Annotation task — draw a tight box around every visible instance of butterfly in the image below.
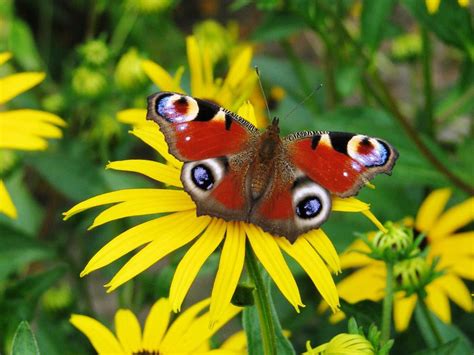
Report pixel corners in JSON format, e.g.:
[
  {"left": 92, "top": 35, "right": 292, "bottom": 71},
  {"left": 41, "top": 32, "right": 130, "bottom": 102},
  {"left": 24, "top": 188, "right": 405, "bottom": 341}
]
[{"left": 146, "top": 92, "right": 398, "bottom": 242}]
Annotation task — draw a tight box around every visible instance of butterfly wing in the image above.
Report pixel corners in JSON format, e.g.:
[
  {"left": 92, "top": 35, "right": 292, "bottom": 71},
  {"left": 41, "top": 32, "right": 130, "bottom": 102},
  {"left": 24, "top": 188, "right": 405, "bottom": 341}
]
[
  {"left": 147, "top": 92, "right": 259, "bottom": 161},
  {"left": 285, "top": 131, "right": 398, "bottom": 197},
  {"left": 146, "top": 92, "right": 258, "bottom": 221}
]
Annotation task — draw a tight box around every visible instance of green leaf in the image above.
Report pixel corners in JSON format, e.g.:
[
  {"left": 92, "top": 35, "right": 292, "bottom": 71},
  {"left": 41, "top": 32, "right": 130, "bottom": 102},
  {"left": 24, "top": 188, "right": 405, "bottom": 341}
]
[
  {"left": 25, "top": 143, "right": 106, "bottom": 202},
  {"left": 0, "top": 227, "right": 53, "bottom": 281},
  {"left": 8, "top": 19, "right": 42, "bottom": 71},
  {"left": 243, "top": 305, "right": 264, "bottom": 355},
  {"left": 339, "top": 300, "right": 382, "bottom": 330},
  {"left": 402, "top": 0, "right": 474, "bottom": 57},
  {"left": 413, "top": 338, "right": 460, "bottom": 355},
  {"left": 11, "top": 321, "right": 40, "bottom": 355},
  {"left": 361, "top": 0, "right": 396, "bottom": 53},
  {"left": 251, "top": 13, "right": 307, "bottom": 42},
  {"left": 414, "top": 304, "right": 472, "bottom": 354}
]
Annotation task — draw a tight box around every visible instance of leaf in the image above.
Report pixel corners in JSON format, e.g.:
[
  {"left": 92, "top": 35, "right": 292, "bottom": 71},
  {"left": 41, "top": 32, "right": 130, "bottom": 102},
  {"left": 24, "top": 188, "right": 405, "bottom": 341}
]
[
  {"left": 413, "top": 338, "right": 460, "bottom": 355},
  {"left": 8, "top": 19, "right": 42, "bottom": 71},
  {"left": 251, "top": 13, "right": 307, "bottom": 42},
  {"left": 11, "top": 321, "right": 40, "bottom": 355},
  {"left": 0, "top": 226, "right": 53, "bottom": 281},
  {"left": 25, "top": 143, "right": 106, "bottom": 202},
  {"left": 339, "top": 300, "right": 382, "bottom": 329},
  {"left": 414, "top": 304, "right": 472, "bottom": 354},
  {"left": 361, "top": 0, "right": 397, "bottom": 53},
  {"left": 402, "top": 0, "right": 474, "bottom": 56}
]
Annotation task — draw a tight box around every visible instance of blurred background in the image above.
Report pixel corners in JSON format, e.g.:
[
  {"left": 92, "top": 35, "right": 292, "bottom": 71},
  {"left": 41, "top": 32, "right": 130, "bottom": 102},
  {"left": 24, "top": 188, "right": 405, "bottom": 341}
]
[{"left": 0, "top": 0, "right": 472, "bottom": 353}]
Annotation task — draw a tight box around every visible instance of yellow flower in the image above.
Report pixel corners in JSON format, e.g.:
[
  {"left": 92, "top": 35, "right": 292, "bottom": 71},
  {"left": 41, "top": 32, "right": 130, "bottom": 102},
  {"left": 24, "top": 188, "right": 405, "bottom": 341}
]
[
  {"left": 0, "top": 52, "right": 66, "bottom": 218},
  {"left": 64, "top": 92, "right": 386, "bottom": 326},
  {"left": 304, "top": 334, "right": 374, "bottom": 355},
  {"left": 331, "top": 188, "right": 473, "bottom": 331},
  {"left": 425, "top": 0, "right": 469, "bottom": 13},
  {"left": 70, "top": 297, "right": 245, "bottom": 354}
]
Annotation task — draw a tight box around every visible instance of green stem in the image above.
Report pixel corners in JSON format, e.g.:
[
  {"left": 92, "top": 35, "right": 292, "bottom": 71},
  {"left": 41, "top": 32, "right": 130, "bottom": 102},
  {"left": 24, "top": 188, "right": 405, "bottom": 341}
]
[
  {"left": 381, "top": 261, "right": 394, "bottom": 343},
  {"left": 109, "top": 6, "right": 138, "bottom": 55},
  {"left": 421, "top": 26, "right": 434, "bottom": 137},
  {"left": 418, "top": 294, "right": 443, "bottom": 346},
  {"left": 246, "top": 248, "right": 277, "bottom": 355}
]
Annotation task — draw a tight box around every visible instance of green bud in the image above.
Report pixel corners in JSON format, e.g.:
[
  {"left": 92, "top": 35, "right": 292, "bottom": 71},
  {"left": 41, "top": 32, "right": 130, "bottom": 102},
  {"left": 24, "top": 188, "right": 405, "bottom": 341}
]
[
  {"left": 114, "top": 48, "right": 147, "bottom": 91},
  {"left": 79, "top": 39, "right": 109, "bottom": 66},
  {"left": 72, "top": 66, "right": 107, "bottom": 98},
  {"left": 394, "top": 256, "right": 441, "bottom": 295},
  {"left": 126, "top": 0, "right": 173, "bottom": 13},
  {"left": 41, "top": 93, "right": 65, "bottom": 113}
]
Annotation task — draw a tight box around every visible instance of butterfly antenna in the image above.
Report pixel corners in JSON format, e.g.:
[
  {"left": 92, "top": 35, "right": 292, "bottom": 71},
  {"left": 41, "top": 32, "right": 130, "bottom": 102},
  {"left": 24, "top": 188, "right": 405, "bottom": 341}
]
[
  {"left": 283, "top": 84, "right": 323, "bottom": 120},
  {"left": 254, "top": 66, "right": 272, "bottom": 120}
]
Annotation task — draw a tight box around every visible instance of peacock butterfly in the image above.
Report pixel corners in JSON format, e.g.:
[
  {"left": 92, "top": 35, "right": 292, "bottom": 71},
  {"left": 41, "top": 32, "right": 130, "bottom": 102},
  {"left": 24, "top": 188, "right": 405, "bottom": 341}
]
[{"left": 146, "top": 92, "right": 398, "bottom": 242}]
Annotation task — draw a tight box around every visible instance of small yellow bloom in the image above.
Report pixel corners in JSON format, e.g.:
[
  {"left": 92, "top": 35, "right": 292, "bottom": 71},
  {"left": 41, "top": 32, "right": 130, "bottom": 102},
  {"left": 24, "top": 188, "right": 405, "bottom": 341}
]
[
  {"left": 327, "top": 188, "right": 473, "bottom": 331},
  {"left": 70, "top": 297, "right": 245, "bottom": 354},
  {"left": 425, "top": 0, "right": 469, "bottom": 13},
  {"left": 304, "top": 334, "right": 374, "bottom": 355},
  {"left": 0, "top": 52, "right": 66, "bottom": 218}
]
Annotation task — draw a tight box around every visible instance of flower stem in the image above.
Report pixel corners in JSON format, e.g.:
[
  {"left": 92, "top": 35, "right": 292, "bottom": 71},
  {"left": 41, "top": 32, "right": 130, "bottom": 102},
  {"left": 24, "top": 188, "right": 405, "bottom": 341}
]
[
  {"left": 418, "top": 294, "right": 443, "bottom": 346},
  {"left": 381, "top": 261, "right": 394, "bottom": 343},
  {"left": 421, "top": 26, "right": 434, "bottom": 137},
  {"left": 246, "top": 248, "right": 277, "bottom": 355}
]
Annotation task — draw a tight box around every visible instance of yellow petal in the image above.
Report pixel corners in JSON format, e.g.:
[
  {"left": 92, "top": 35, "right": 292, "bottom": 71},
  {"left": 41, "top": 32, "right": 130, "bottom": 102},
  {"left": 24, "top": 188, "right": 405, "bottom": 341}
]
[
  {"left": 210, "top": 221, "right": 246, "bottom": 327},
  {"left": 0, "top": 109, "right": 65, "bottom": 126},
  {"left": 425, "top": 284, "right": 451, "bottom": 323},
  {"left": 64, "top": 188, "right": 163, "bottom": 219},
  {"left": 117, "top": 108, "right": 148, "bottom": 125},
  {"left": 220, "top": 46, "right": 253, "bottom": 104},
  {"left": 361, "top": 210, "right": 387, "bottom": 232},
  {"left": 131, "top": 126, "right": 183, "bottom": 168},
  {"left": 337, "top": 264, "right": 385, "bottom": 303},
  {"left": 0, "top": 52, "right": 12, "bottom": 65},
  {"left": 429, "top": 232, "right": 474, "bottom": 258},
  {"left": 142, "top": 298, "right": 171, "bottom": 351},
  {"left": 304, "top": 229, "right": 341, "bottom": 274},
  {"left": 436, "top": 275, "right": 473, "bottom": 311},
  {"left": 237, "top": 101, "right": 258, "bottom": 127},
  {"left": 88, "top": 190, "right": 194, "bottom": 229},
  {"left": 415, "top": 188, "right": 451, "bottom": 234},
  {"left": 115, "top": 309, "right": 142, "bottom": 353},
  {"left": 0, "top": 180, "right": 17, "bottom": 218},
  {"left": 187, "top": 36, "right": 204, "bottom": 97},
  {"left": 245, "top": 224, "right": 303, "bottom": 310},
  {"left": 458, "top": 0, "right": 469, "bottom": 6},
  {"left": 437, "top": 255, "right": 474, "bottom": 280},
  {"left": 277, "top": 237, "right": 339, "bottom": 312},
  {"left": 169, "top": 218, "right": 226, "bottom": 312},
  {"left": 332, "top": 197, "right": 370, "bottom": 212},
  {"left": 81, "top": 211, "right": 195, "bottom": 276},
  {"left": 201, "top": 47, "right": 215, "bottom": 96},
  {"left": 70, "top": 314, "right": 124, "bottom": 354},
  {"left": 107, "top": 160, "right": 182, "bottom": 187},
  {"left": 338, "top": 239, "right": 372, "bottom": 269},
  {"left": 220, "top": 331, "right": 247, "bottom": 351},
  {"left": 425, "top": 0, "right": 441, "bottom": 13},
  {"left": 429, "top": 197, "right": 474, "bottom": 240},
  {"left": 142, "top": 59, "right": 183, "bottom": 93},
  {"left": 170, "top": 304, "right": 241, "bottom": 352},
  {"left": 393, "top": 292, "right": 417, "bottom": 332},
  {"left": 160, "top": 298, "right": 211, "bottom": 350},
  {"left": 0, "top": 72, "right": 45, "bottom": 104},
  {"left": 106, "top": 215, "right": 211, "bottom": 291}
]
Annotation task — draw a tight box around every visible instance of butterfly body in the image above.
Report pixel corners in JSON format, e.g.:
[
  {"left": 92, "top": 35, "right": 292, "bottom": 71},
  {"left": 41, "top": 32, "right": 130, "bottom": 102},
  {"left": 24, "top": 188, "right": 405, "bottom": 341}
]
[{"left": 147, "top": 92, "right": 398, "bottom": 242}]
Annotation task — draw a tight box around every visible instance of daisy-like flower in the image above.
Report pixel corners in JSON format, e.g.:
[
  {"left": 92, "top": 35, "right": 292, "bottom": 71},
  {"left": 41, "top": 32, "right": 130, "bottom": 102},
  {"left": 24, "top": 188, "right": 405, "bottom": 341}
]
[
  {"left": 64, "top": 92, "right": 385, "bottom": 326},
  {"left": 304, "top": 334, "right": 374, "bottom": 355},
  {"left": 0, "top": 52, "right": 66, "bottom": 218},
  {"left": 330, "top": 188, "right": 473, "bottom": 331},
  {"left": 70, "top": 297, "right": 246, "bottom": 354}
]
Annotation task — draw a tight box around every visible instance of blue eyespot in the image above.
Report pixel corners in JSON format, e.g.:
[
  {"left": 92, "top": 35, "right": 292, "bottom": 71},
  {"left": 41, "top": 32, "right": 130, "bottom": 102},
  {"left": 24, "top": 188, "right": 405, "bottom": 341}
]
[
  {"left": 191, "top": 165, "right": 214, "bottom": 190},
  {"left": 296, "top": 197, "right": 321, "bottom": 219}
]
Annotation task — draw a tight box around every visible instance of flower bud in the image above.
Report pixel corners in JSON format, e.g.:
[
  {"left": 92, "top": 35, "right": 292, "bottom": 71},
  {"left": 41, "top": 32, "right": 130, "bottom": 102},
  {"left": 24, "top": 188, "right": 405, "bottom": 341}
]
[
  {"left": 79, "top": 39, "right": 109, "bottom": 66},
  {"left": 114, "top": 48, "right": 147, "bottom": 91},
  {"left": 72, "top": 67, "right": 107, "bottom": 98}
]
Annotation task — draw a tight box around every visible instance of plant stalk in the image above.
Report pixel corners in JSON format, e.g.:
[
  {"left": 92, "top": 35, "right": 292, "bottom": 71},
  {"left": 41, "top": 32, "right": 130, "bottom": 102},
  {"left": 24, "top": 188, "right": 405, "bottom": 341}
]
[
  {"left": 381, "top": 261, "right": 394, "bottom": 343},
  {"left": 246, "top": 248, "right": 277, "bottom": 355},
  {"left": 421, "top": 26, "right": 434, "bottom": 137}
]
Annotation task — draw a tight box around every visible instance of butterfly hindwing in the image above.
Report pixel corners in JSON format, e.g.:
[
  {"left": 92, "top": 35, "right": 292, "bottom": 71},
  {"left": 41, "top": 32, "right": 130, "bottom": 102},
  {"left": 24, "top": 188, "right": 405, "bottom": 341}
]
[
  {"left": 147, "top": 92, "right": 259, "bottom": 162},
  {"left": 285, "top": 131, "right": 398, "bottom": 197}
]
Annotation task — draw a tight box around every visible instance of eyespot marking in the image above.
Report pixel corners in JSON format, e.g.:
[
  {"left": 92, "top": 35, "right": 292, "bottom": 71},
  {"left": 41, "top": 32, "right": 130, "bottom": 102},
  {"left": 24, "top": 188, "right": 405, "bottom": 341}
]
[
  {"left": 296, "top": 196, "right": 322, "bottom": 219},
  {"left": 156, "top": 94, "right": 199, "bottom": 123},
  {"left": 191, "top": 165, "right": 214, "bottom": 190},
  {"left": 348, "top": 135, "right": 389, "bottom": 167}
]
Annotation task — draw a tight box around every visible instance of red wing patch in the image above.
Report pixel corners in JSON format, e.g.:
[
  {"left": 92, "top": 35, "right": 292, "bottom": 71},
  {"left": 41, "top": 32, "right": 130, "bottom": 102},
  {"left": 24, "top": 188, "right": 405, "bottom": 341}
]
[
  {"left": 211, "top": 171, "right": 246, "bottom": 210},
  {"left": 255, "top": 188, "right": 293, "bottom": 220},
  {"left": 288, "top": 139, "right": 367, "bottom": 196}
]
